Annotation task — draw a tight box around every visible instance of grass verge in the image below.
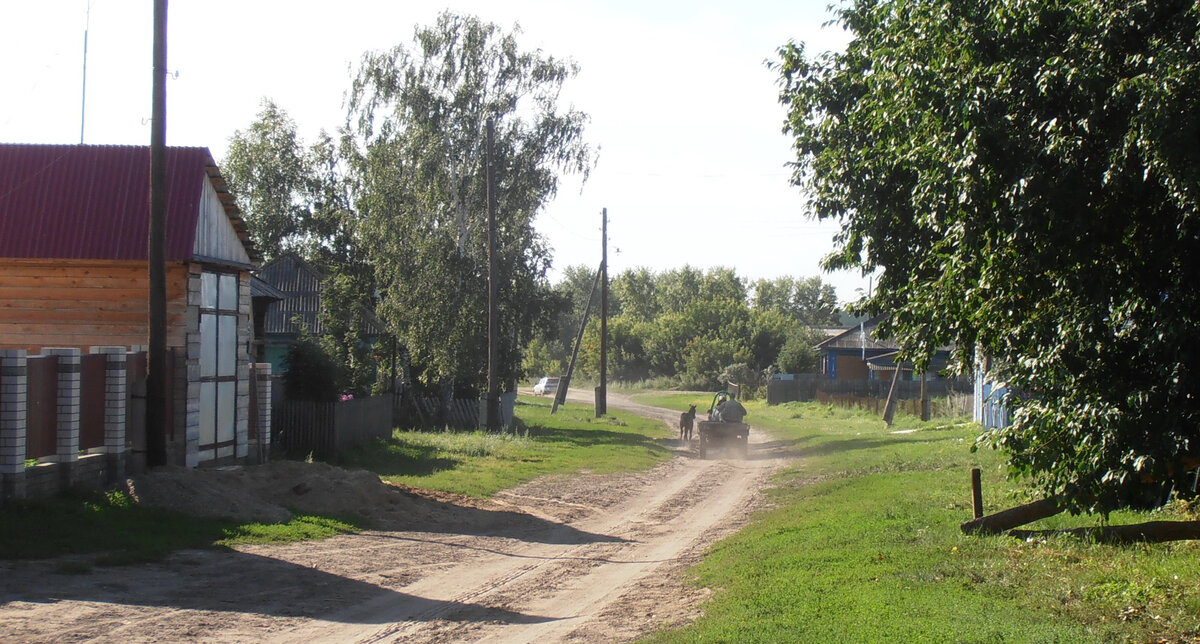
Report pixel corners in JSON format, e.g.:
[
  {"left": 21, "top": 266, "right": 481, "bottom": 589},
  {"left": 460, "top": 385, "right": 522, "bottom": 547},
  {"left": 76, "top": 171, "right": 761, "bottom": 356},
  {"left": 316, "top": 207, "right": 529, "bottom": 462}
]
[
  {"left": 340, "top": 394, "right": 674, "bottom": 497},
  {"left": 0, "top": 488, "right": 361, "bottom": 565},
  {"left": 637, "top": 397, "right": 1200, "bottom": 643}
]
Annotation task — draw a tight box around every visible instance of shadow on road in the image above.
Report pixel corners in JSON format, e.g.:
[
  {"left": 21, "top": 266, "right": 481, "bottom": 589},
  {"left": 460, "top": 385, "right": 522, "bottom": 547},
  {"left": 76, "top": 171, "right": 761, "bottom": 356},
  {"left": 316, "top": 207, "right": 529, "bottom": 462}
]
[{"left": 0, "top": 549, "right": 555, "bottom": 626}]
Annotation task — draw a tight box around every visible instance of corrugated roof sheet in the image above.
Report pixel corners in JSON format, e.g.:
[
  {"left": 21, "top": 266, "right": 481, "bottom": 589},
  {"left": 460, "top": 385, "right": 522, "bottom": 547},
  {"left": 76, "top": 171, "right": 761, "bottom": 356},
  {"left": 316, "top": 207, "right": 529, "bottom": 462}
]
[
  {"left": 816, "top": 314, "right": 897, "bottom": 351},
  {"left": 250, "top": 276, "right": 286, "bottom": 301},
  {"left": 0, "top": 143, "right": 257, "bottom": 262},
  {"left": 257, "top": 252, "right": 386, "bottom": 337}
]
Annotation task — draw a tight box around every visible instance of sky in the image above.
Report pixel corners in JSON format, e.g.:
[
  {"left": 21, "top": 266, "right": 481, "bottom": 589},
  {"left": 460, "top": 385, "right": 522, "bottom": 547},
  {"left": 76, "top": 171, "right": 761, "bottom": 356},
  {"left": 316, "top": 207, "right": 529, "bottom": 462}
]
[{"left": 0, "top": 0, "right": 872, "bottom": 303}]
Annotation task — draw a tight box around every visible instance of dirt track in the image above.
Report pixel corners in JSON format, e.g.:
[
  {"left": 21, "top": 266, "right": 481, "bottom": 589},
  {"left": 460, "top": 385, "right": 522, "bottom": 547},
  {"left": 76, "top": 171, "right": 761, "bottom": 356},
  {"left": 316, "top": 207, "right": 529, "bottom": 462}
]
[{"left": 0, "top": 392, "right": 798, "bottom": 643}]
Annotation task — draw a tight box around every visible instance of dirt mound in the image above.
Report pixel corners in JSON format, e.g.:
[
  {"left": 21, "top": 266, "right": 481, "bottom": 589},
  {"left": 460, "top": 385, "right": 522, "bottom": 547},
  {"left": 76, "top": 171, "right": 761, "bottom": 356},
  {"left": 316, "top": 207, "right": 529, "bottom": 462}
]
[{"left": 123, "top": 461, "right": 501, "bottom": 529}]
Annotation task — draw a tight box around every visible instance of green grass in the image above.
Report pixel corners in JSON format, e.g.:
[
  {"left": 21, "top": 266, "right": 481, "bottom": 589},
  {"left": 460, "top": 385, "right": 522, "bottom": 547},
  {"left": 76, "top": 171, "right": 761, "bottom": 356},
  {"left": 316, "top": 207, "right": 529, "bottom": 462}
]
[
  {"left": 0, "top": 489, "right": 361, "bottom": 565},
  {"left": 341, "top": 395, "right": 674, "bottom": 497},
  {"left": 641, "top": 399, "right": 1200, "bottom": 643},
  {"left": 634, "top": 391, "right": 720, "bottom": 414}
]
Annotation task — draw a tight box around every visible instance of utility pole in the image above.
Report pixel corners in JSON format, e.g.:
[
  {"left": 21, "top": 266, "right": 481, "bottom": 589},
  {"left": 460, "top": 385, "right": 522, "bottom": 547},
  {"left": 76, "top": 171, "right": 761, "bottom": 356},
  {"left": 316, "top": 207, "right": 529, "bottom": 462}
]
[
  {"left": 595, "top": 208, "right": 608, "bottom": 417},
  {"left": 146, "top": 0, "right": 169, "bottom": 467},
  {"left": 553, "top": 264, "right": 601, "bottom": 414},
  {"left": 485, "top": 118, "right": 500, "bottom": 431}
]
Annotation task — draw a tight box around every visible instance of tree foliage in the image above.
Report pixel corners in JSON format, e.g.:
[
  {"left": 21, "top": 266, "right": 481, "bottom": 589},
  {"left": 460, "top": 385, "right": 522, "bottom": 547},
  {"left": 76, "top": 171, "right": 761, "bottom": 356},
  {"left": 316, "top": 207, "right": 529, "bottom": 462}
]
[
  {"left": 344, "top": 12, "right": 593, "bottom": 390},
  {"left": 751, "top": 276, "right": 840, "bottom": 326},
  {"left": 561, "top": 266, "right": 834, "bottom": 388},
  {"left": 776, "top": 0, "right": 1200, "bottom": 513},
  {"left": 224, "top": 100, "right": 311, "bottom": 259}
]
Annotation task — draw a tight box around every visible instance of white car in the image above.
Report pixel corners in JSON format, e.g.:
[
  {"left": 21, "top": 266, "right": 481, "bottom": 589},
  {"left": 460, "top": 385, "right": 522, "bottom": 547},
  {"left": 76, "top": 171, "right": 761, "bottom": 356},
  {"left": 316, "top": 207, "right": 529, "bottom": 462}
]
[{"left": 533, "top": 376, "right": 560, "bottom": 396}]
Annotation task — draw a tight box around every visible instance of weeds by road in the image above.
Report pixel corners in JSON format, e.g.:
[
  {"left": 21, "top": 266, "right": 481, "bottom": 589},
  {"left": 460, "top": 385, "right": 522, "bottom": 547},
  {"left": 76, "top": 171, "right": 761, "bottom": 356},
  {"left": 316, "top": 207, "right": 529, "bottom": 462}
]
[
  {"left": 340, "top": 396, "right": 674, "bottom": 497},
  {"left": 0, "top": 489, "right": 360, "bottom": 565},
  {"left": 635, "top": 397, "right": 1200, "bottom": 642}
]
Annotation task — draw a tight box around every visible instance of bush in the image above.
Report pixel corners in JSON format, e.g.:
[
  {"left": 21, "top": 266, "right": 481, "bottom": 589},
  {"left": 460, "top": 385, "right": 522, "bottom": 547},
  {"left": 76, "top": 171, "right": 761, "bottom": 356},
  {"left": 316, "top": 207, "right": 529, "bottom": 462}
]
[{"left": 283, "top": 338, "right": 340, "bottom": 402}]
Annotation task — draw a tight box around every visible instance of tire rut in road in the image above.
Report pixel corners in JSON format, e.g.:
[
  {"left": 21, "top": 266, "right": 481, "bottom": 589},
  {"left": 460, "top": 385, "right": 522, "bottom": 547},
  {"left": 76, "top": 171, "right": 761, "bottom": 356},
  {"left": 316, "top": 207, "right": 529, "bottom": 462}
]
[{"left": 274, "top": 451, "right": 766, "bottom": 643}]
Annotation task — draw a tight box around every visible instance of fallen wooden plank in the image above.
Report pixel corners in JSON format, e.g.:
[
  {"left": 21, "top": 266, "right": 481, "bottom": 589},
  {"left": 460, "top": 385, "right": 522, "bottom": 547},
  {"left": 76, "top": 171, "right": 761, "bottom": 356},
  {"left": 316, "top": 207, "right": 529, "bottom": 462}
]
[{"left": 960, "top": 498, "right": 1063, "bottom": 535}]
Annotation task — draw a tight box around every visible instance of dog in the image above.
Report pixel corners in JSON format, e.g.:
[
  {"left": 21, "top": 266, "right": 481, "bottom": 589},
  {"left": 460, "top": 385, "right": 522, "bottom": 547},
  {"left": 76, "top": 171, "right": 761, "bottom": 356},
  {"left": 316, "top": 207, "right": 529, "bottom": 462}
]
[{"left": 679, "top": 405, "right": 697, "bottom": 441}]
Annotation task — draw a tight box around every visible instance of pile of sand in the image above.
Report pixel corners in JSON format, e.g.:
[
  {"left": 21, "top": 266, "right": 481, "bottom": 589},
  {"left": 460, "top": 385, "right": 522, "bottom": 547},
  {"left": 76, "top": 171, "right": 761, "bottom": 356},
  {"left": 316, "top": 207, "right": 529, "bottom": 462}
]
[{"left": 123, "top": 461, "right": 509, "bottom": 531}]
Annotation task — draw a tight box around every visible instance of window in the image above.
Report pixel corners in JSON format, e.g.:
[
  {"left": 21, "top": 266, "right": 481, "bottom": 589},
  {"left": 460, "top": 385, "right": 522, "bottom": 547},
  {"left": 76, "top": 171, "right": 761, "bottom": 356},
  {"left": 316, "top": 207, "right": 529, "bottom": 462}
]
[{"left": 199, "top": 271, "right": 239, "bottom": 461}]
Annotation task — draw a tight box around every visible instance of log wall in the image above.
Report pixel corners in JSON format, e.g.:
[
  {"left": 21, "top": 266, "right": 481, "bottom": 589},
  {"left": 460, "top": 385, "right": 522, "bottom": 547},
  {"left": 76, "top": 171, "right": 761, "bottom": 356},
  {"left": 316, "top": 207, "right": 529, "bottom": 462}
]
[{"left": 0, "top": 259, "right": 190, "bottom": 350}]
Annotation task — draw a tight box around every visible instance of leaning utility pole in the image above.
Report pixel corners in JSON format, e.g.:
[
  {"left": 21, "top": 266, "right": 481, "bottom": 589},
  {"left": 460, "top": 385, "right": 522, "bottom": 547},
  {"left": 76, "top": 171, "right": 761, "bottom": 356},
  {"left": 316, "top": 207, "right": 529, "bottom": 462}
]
[
  {"left": 553, "top": 264, "right": 602, "bottom": 415},
  {"left": 595, "top": 208, "right": 608, "bottom": 417},
  {"left": 485, "top": 118, "right": 501, "bottom": 431},
  {"left": 146, "top": 0, "right": 169, "bottom": 467}
]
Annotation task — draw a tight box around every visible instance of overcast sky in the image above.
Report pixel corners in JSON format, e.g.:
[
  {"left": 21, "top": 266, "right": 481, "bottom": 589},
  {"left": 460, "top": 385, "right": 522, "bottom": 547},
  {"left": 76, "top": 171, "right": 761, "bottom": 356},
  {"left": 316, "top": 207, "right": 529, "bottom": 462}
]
[{"left": 0, "top": 0, "right": 871, "bottom": 303}]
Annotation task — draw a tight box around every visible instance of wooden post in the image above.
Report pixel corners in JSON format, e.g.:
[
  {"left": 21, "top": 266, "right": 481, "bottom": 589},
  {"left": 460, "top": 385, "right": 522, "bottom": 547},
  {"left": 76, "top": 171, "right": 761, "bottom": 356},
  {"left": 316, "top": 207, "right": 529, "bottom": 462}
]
[
  {"left": 971, "top": 467, "right": 983, "bottom": 519},
  {"left": 596, "top": 208, "right": 607, "bottom": 418},
  {"left": 553, "top": 265, "right": 601, "bottom": 414},
  {"left": 920, "top": 369, "right": 930, "bottom": 421},
  {"left": 961, "top": 498, "right": 1063, "bottom": 535},
  {"left": 146, "top": 0, "right": 169, "bottom": 468},
  {"left": 485, "top": 118, "right": 500, "bottom": 431},
  {"left": 882, "top": 362, "right": 901, "bottom": 426}
]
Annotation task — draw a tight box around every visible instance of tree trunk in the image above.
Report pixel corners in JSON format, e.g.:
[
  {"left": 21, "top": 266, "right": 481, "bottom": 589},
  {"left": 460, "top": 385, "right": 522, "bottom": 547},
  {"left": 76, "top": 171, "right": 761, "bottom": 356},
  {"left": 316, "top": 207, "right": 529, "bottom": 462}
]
[
  {"left": 438, "top": 374, "right": 455, "bottom": 428},
  {"left": 960, "top": 498, "right": 1063, "bottom": 535}
]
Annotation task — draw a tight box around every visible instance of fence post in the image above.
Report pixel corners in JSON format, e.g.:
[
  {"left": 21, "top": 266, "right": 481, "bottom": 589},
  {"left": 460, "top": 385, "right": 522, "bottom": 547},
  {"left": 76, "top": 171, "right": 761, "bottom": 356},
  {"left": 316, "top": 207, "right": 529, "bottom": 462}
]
[
  {"left": 92, "top": 347, "right": 128, "bottom": 484},
  {"left": 0, "top": 349, "right": 28, "bottom": 503},
  {"left": 251, "top": 363, "right": 272, "bottom": 464},
  {"left": 43, "top": 348, "right": 81, "bottom": 489}
]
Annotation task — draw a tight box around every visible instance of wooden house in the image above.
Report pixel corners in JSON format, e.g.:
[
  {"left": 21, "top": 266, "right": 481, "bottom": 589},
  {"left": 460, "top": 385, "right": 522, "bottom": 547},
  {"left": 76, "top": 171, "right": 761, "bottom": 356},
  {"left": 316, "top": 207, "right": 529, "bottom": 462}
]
[
  {"left": 256, "top": 252, "right": 386, "bottom": 375},
  {"left": 815, "top": 315, "right": 953, "bottom": 381},
  {"left": 0, "top": 143, "right": 263, "bottom": 466},
  {"left": 815, "top": 315, "right": 897, "bottom": 380}
]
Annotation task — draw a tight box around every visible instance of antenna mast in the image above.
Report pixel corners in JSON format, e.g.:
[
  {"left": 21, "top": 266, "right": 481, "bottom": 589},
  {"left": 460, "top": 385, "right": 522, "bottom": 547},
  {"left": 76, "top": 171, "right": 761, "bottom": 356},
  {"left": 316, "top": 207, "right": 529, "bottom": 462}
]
[{"left": 80, "top": 0, "right": 92, "bottom": 143}]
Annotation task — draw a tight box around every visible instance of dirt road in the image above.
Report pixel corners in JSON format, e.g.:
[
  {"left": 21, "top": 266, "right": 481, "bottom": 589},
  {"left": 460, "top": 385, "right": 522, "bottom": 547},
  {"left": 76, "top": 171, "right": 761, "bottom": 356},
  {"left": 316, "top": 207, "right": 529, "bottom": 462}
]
[{"left": 0, "top": 392, "right": 797, "bottom": 643}]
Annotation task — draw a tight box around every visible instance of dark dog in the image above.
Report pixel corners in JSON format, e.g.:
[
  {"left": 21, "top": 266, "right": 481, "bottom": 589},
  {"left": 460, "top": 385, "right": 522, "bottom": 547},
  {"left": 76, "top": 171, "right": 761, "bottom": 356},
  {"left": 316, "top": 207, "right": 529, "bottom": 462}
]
[{"left": 679, "top": 405, "right": 697, "bottom": 441}]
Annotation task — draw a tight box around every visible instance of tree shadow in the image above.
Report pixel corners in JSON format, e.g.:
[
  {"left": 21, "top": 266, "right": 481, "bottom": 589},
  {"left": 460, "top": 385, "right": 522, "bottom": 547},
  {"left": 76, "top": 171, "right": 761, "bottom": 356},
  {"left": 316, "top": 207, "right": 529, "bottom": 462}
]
[
  {"left": 795, "top": 434, "right": 948, "bottom": 458},
  {"left": 370, "top": 486, "right": 629, "bottom": 545},
  {"left": 0, "top": 549, "right": 556, "bottom": 626}
]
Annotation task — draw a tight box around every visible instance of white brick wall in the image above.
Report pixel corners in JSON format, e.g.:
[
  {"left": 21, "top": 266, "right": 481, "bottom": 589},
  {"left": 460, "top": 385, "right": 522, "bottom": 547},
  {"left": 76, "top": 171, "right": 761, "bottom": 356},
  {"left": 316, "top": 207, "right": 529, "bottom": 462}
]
[
  {"left": 0, "top": 349, "right": 28, "bottom": 478},
  {"left": 42, "top": 348, "right": 81, "bottom": 465}
]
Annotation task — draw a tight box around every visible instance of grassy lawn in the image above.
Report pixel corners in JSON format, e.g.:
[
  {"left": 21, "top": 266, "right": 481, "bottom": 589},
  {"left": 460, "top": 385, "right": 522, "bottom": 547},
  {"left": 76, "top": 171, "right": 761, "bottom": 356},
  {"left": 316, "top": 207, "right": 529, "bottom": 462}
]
[
  {"left": 340, "top": 395, "right": 675, "bottom": 497},
  {"left": 0, "top": 488, "right": 361, "bottom": 567},
  {"left": 635, "top": 395, "right": 1200, "bottom": 643}
]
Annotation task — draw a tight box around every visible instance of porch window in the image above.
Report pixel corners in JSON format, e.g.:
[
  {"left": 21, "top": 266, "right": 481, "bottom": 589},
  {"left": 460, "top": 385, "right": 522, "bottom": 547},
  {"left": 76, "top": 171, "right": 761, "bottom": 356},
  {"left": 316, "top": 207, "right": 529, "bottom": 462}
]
[{"left": 199, "top": 271, "right": 239, "bottom": 461}]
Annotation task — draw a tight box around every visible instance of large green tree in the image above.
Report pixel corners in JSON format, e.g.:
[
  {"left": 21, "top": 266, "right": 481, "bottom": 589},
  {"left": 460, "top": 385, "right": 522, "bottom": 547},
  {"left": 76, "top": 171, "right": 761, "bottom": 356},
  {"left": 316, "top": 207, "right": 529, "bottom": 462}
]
[
  {"left": 751, "top": 276, "right": 840, "bottom": 326},
  {"left": 224, "top": 100, "right": 311, "bottom": 259},
  {"left": 345, "top": 12, "right": 593, "bottom": 393},
  {"left": 777, "top": 0, "right": 1200, "bottom": 513}
]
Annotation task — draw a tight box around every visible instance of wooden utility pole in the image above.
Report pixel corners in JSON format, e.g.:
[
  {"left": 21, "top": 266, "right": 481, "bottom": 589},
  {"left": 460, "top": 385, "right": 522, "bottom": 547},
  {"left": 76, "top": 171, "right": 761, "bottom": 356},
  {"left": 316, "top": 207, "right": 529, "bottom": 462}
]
[
  {"left": 553, "top": 265, "right": 601, "bottom": 415},
  {"left": 595, "top": 208, "right": 608, "bottom": 417},
  {"left": 485, "top": 118, "right": 500, "bottom": 431},
  {"left": 146, "top": 0, "right": 169, "bottom": 467}
]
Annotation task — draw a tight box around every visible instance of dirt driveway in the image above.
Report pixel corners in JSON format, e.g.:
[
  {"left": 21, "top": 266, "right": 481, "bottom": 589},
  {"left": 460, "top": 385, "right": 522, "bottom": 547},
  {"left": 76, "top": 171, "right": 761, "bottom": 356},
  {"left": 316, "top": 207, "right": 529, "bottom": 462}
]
[{"left": 0, "top": 392, "right": 798, "bottom": 643}]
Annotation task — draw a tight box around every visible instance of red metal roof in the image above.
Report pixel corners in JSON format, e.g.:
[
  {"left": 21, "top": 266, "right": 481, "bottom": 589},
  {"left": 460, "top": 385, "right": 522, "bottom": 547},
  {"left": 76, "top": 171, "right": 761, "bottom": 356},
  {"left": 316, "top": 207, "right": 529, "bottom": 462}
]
[{"left": 0, "top": 143, "right": 253, "bottom": 262}]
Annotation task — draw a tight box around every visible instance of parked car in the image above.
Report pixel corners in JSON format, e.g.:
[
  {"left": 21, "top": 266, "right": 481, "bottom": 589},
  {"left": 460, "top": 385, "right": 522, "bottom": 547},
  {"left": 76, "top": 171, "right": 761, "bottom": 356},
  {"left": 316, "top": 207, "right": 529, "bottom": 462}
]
[{"left": 533, "top": 376, "right": 560, "bottom": 396}]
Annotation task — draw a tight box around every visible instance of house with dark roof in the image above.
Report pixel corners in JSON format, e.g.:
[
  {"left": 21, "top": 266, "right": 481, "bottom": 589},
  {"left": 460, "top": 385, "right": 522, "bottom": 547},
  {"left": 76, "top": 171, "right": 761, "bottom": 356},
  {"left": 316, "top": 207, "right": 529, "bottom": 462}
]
[
  {"left": 255, "top": 252, "right": 386, "bottom": 375},
  {"left": 0, "top": 143, "right": 267, "bottom": 467},
  {"left": 815, "top": 315, "right": 954, "bottom": 381}
]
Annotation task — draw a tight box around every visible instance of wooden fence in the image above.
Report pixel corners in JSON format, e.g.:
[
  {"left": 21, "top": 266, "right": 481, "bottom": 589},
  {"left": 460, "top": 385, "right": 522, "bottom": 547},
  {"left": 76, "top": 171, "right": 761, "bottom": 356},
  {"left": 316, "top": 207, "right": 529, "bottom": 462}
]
[
  {"left": 769, "top": 374, "right": 973, "bottom": 405},
  {"left": 814, "top": 390, "right": 974, "bottom": 419},
  {"left": 403, "top": 393, "right": 517, "bottom": 430},
  {"left": 272, "top": 395, "right": 393, "bottom": 461}
]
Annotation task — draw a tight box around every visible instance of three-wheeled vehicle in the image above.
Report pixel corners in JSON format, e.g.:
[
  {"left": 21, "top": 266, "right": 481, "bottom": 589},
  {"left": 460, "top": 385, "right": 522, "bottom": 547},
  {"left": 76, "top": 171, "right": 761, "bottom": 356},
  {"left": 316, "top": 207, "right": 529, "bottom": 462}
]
[{"left": 696, "top": 390, "right": 750, "bottom": 458}]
